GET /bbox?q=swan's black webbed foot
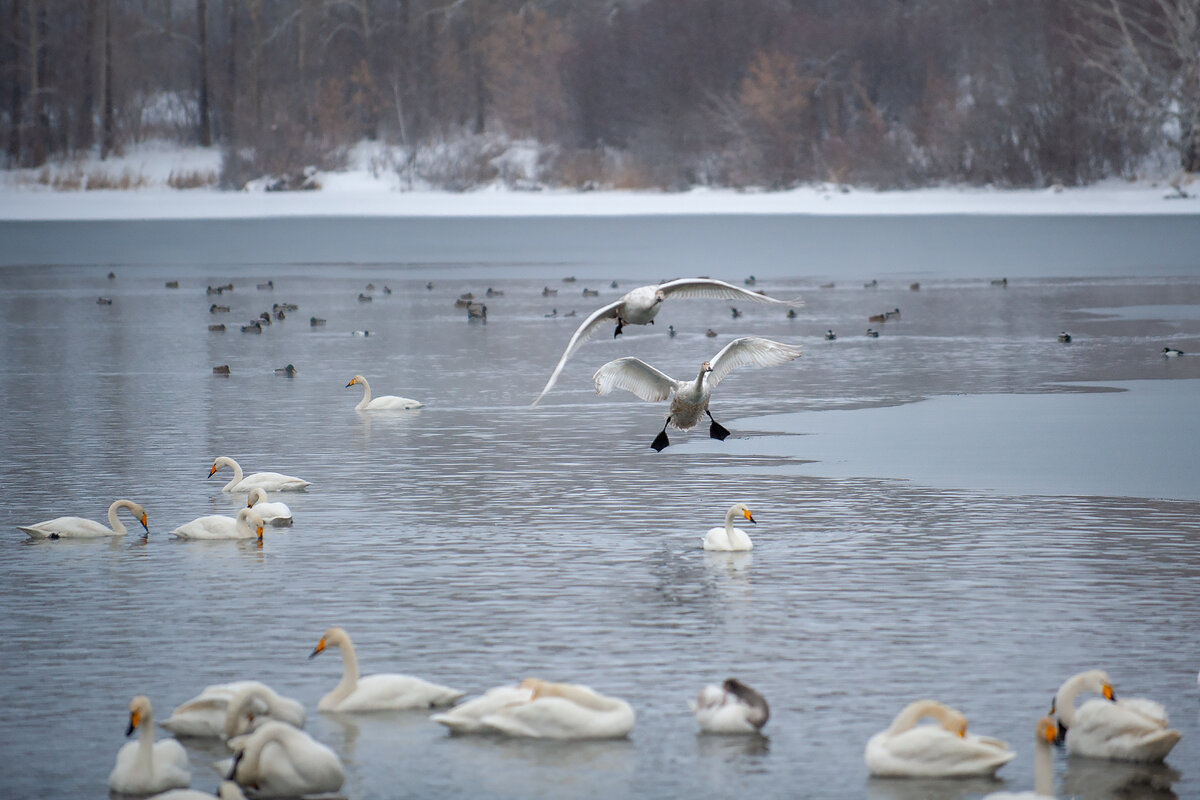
[614,318,625,338]
[651,418,671,451]
[707,410,731,441]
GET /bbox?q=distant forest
[2,0,1198,190]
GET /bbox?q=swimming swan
[18,499,147,538]
[226,721,344,798]
[308,626,464,711]
[532,278,803,406]
[160,681,305,739]
[245,488,293,527]
[592,337,802,451]
[1050,669,1181,762]
[346,374,424,410]
[209,456,310,493]
[702,504,756,551]
[170,508,264,541]
[108,695,191,794]
[431,684,535,734]
[690,678,769,734]
[477,678,635,739]
[980,717,1058,799]
[864,699,1015,777]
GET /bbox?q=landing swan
[108,695,191,794]
[702,504,756,551]
[225,721,344,798]
[346,374,424,410]
[478,678,635,739]
[209,456,310,493]
[170,508,264,541]
[864,699,1015,777]
[18,499,147,538]
[309,626,464,711]
[1050,669,1181,762]
[592,337,802,451]
[160,680,304,739]
[690,678,769,734]
[245,488,293,527]
[532,278,803,406]
[431,684,535,734]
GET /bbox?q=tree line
[2,0,1196,190]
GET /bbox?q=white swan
[690,678,769,734]
[108,695,191,795]
[225,721,344,798]
[18,499,147,538]
[477,678,635,739]
[864,699,1015,777]
[592,337,802,450]
[980,717,1058,799]
[1051,669,1181,762]
[208,456,310,493]
[245,488,293,527]
[702,504,756,551]
[309,626,464,711]
[160,680,305,739]
[431,684,535,734]
[346,374,424,410]
[532,278,803,406]
[170,508,264,541]
[223,683,307,740]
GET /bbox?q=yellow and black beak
[743,509,756,525]
[345,379,356,388]
[126,709,141,737]
[309,638,326,659]
[1042,720,1058,744]
[1102,683,1116,701]
[208,464,218,478]
[256,523,264,540]
[246,498,253,508]
[139,512,148,532]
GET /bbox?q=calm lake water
[1,214,1199,800]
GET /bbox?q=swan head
[653,290,666,305]
[208,456,235,478]
[237,508,265,542]
[130,503,148,532]
[944,708,968,738]
[246,488,266,508]
[1036,715,1057,744]
[126,695,152,736]
[735,504,756,525]
[310,626,349,659]
[346,375,364,388]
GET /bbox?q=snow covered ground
[1,139,1197,220]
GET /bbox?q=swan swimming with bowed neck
[245,488,293,527]
[1050,669,1181,762]
[690,678,769,734]
[346,374,424,410]
[431,683,536,734]
[532,278,803,406]
[170,508,264,541]
[108,695,191,795]
[224,720,344,798]
[18,498,147,538]
[308,626,464,711]
[475,678,635,739]
[702,503,756,551]
[160,680,305,740]
[592,337,802,451]
[864,699,1015,777]
[208,456,310,492]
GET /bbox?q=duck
[257,312,271,326]
[245,488,293,527]
[309,317,325,326]
[256,280,273,290]
[209,324,226,332]
[787,308,798,319]
[383,285,392,294]
[869,313,888,323]
[885,308,901,319]
[531,278,803,406]
[1058,332,1072,343]
[910,282,921,291]
[476,678,635,739]
[225,721,344,798]
[730,307,742,318]
[351,330,370,337]
[346,374,423,411]
[209,456,310,493]
[432,683,535,734]
[744,275,757,286]
[1050,669,1181,762]
[690,679,769,734]
[467,303,487,321]
[864,699,1015,777]
[18,499,147,539]
[866,328,879,338]
[273,364,296,377]
[820,282,836,289]
[610,280,619,289]
[542,286,558,297]
[240,322,261,334]
[425,281,434,290]
[668,324,677,338]
[169,508,264,541]
[705,328,718,337]
[991,277,1008,286]
[1162,346,1184,357]
[702,504,756,551]
[273,309,285,321]
[544,308,558,318]
[357,293,372,302]
[213,365,231,375]
[108,696,191,795]
[210,304,230,313]
[582,288,600,297]
[824,329,836,340]
[592,337,802,451]
[863,279,878,288]
[309,626,464,712]
[97,296,113,304]
[160,681,305,739]
[486,287,504,297]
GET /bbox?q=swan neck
[335,638,360,695]
[1054,673,1095,729]
[356,378,372,410]
[888,700,955,734]
[724,506,738,533]
[226,685,268,738]
[221,458,244,491]
[1033,738,1053,796]
[136,708,156,770]
[108,501,128,535]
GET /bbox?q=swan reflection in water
[866,775,1006,800]
[1062,758,1180,800]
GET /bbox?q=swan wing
[592,357,677,402]
[232,472,310,492]
[865,726,1013,777]
[708,337,802,389]
[170,515,243,539]
[368,395,424,410]
[658,277,803,306]
[19,516,113,537]
[481,696,634,739]
[1070,698,1182,760]
[531,300,623,407]
[432,685,533,733]
[334,674,464,711]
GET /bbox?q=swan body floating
[431,684,535,734]
[864,699,1015,778]
[346,374,424,410]
[245,488,293,527]
[1051,669,1181,762]
[18,499,147,538]
[592,337,802,451]
[477,678,635,739]
[309,626,464,712]
[690,678,769,734]
[702,504,756,551]
[160,681,305,739]
[108,695,191,795]
[225,721,344,798]
[170,508,264,541]
[532,278,803,406]
[209,456,310,493]
[145,782,248,800]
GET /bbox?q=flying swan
[346,374,424,410]
[592,337,801,450]
[476,678,635,739]
[170,508,264,541]
[308,626,464,712]
[18,498,148,538]
[209,456,310,493]
[108,695,191,795]
[690,678,769,734]
[160,680,305,740]
[1050,669,1181,762]
[702,503,757,551]
[245,488,293,527]
[864,699,1015,778]
[532,278,802,406]
[225,720,344,798]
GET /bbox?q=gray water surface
[1,220,1199,800]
